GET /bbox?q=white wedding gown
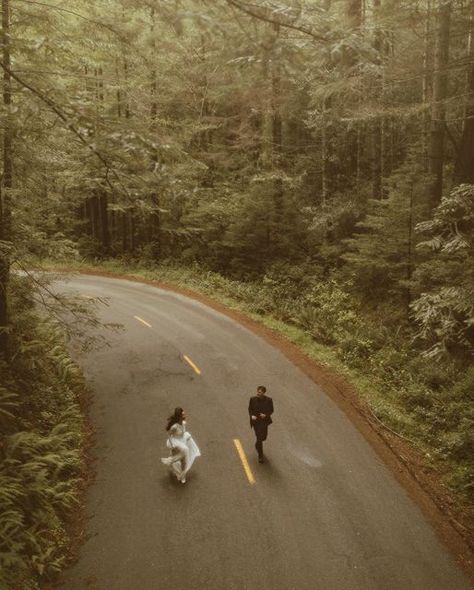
[161,421,201,482]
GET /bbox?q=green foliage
[294,281,361,346]
[0,280,85,590]
[407,368,474,499]
[411,287,474,358]
[343,162,430,305]
[411,184,474,359]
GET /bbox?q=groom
[248,385,274,463]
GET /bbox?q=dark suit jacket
[248,395,274,428]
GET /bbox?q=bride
[161,407,201,484]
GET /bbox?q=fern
[0,304,85,589]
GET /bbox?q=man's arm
[268,398,274,416]
[248,398,257,421]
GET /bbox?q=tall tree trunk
[422,0,433,171]
[129,210,135,253]
[113,59,126,254]
[429,0,451,206]
[123,58,131,120]
[98,191,110,254]
[346,0,362,26]
[88,196,98,240]
[346,0,363,195]
[271,23,284,256]
[321,105,328,205]
[122,211,128,252]
[405,180,415,313]
[115,60,122,118]
[0,0,12,357]
[94,69,109,255]
[372,118,383,199]
[455,4,474,183]
[258,34,275,264]
[260,22,287,260]
[356,124,362,188]
[149,7,161,260]
[372,0,384,199]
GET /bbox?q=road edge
[55,268,474,581]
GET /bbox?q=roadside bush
[295,281,362,344]
[0,276,85,590]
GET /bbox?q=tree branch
[16,0,121,37]
[16,0,152,64]
[0,61,130,198]
[222,0,328,43]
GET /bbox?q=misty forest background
[0,1,473,588]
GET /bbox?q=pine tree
[411,183,474,358]
[343,160,429,308]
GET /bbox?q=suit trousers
[253,422,268,457]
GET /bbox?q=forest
[0,0,473,588]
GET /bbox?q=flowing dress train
[161,421,200,481]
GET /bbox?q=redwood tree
[0,0,12,357]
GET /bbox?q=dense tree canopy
[0,0,471,354]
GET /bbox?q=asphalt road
[56,275,471,590]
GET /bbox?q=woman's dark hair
[166,407,184,431]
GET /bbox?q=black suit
[248,395,274,458]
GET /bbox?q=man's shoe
[258,455,265,463]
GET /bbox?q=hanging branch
[0,61,131,199]
[222,0,329,43]
[16,0,153,65]
[16,0,123,39]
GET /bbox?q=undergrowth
[0,274,85,590]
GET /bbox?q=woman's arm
[168,423,179,436]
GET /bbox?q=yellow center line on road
[183,354,201,375]
[134,315,152,328]
[233,439,256,485]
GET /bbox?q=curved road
[57,275,471,590]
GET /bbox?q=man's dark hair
[257,385,266,393]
